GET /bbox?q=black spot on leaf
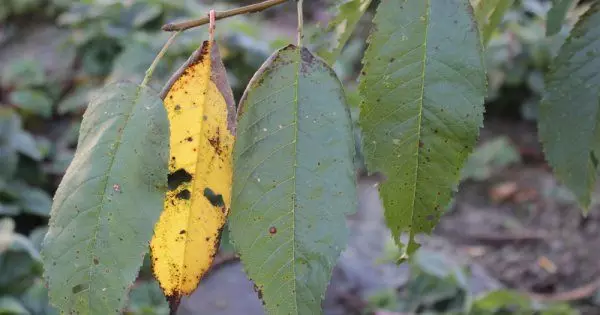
[203,187,225,207]
[176,189,191,200]
[168,169,192,190]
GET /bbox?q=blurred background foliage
[0,0,588,314]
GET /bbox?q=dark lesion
[203,187,225,207]
[168,169,192,190]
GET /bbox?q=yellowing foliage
[150,40,236,305]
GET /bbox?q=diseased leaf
[314,0,373,65]
[41,82,169,315]
[230,45,357,315]
[546,0,575,36]
[539,2,600,211]
[359,0,487,255]
[149,40,236,310]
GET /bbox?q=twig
[528,275,600,302]
[209,10,216,43]
[162,0,289,32]
[297,0,304,46]
[141,31,180,87]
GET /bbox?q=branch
[141,31,180,87]
[162,0,289,32]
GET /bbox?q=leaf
[359,0,487,255]
[230,45,357,315]
[149,40,236,309]
[0,234,43,295]
[41,81,169,315]
[539,2,600,211]
[8,89,53,118]
[57,85,96,115]
[0,58,46,88]
[479,0,515,45]
[546,0,575,36]
[0,108,22,178]
[0,296,29,315]
[20,278,58,315]
[125,281,168,315]
[18,185,52,217]
[314,0,373,65]
[14,131,42,161]
[461,137,520,181]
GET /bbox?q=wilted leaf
[359,0,487,255]
[539,2,600,211]
[9,89,53,118]
[314,0,372,65]
[547,0,575,36]
[41,82,169,314]
[150,40,236,309]
[230,45,357,314]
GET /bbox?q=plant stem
[297,0,304,46]
[141,31,180,87]
[162,0,289,32]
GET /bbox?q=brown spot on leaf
[186,137,193,142]
[179,230,186,235]
[269,226,277,234]
[208,134,222,155]
[93,258,99,265]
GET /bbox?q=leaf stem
[141,31,180,87]
[162,0,289,32]
[297,0,304,46]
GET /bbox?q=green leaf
[18,185,52,217]
[8,89,53,118]
[359,0,487,255]
[230,45,357,315]
[546,0,574,36]
[41,81,169,315]
[0,58,46,88]
[28,227,48,252]
[480,0,515,45]
[0,108,21,179]
[539,2,600,211]
[314,0,373,65]
[125,281,168,315]
[14,132,42,161]
[461,137,520,181]
[57,86,96,115]
[20,279,58,315]
[0,234,43,295]
[0,296,29,315]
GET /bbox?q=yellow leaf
[150,40,236,306]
